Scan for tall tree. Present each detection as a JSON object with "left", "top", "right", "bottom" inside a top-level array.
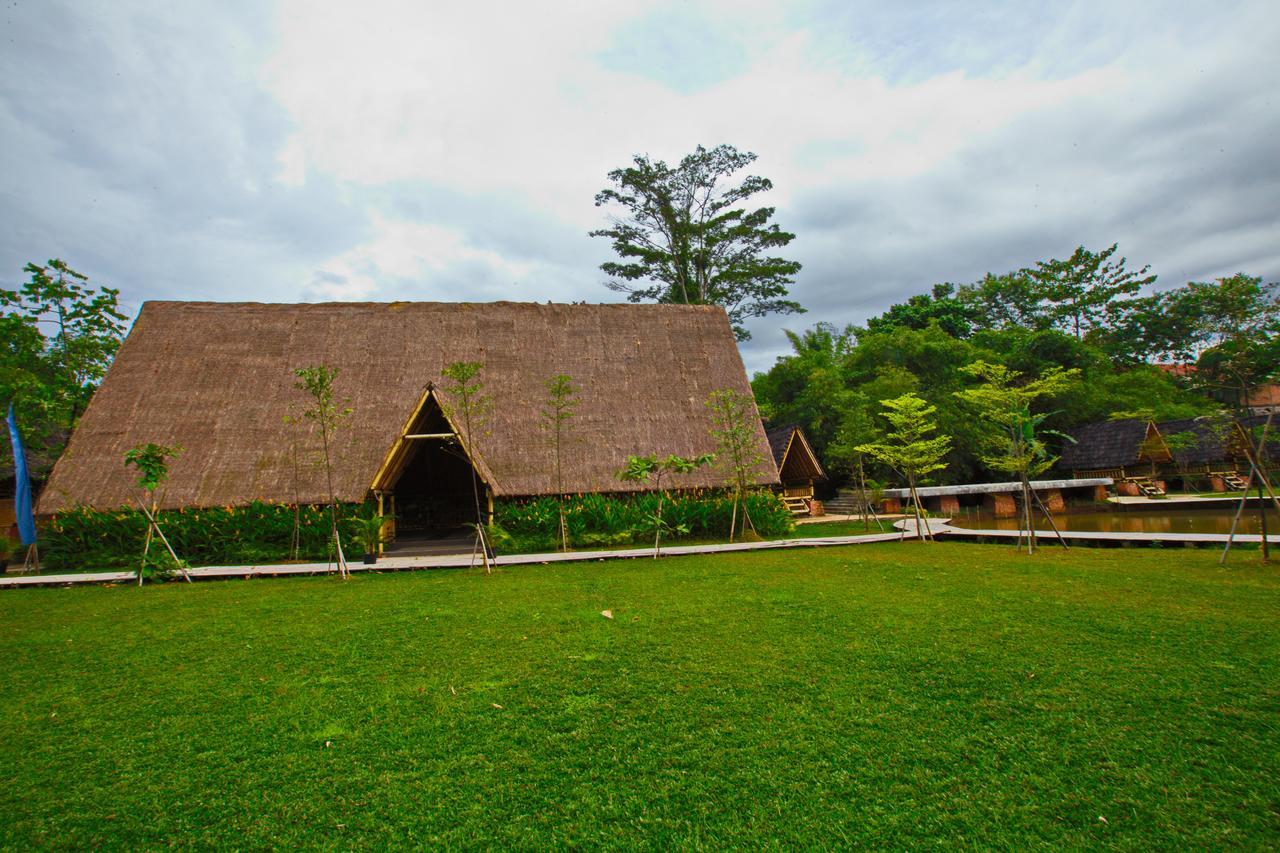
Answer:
[
  {"left": 591, "top": 144, "right": 804, "bottom": 339},
  {"left": 866, "top": 283, "right": 980, "bottom": 338},
  {"left": 1027, "top": 244, "right": 1155, "bottom": 340},
  {"left": 855, "top": 394, "right": 951, "bottom": 541},
  {"left": 955, "top": 272, "right": 1048, "bottom": 332},
  {"left": 0, "top": 260, "right": 128, "bottom": 477},
  {"left": 1185, "top": 274, "right": 1280, "bottom": 411}
]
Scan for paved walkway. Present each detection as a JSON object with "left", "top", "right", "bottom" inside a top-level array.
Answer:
[
  {"left": 895, "top": 517, "right": 1280, "bottom": 545},
  {"left": 1107, "top": 494, "right": 1269, "bottom": 507},
  {"left": 0, "top": 528, "right": 910, "bottom": 588}
]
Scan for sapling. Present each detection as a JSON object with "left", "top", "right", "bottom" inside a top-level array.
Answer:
[
  {"left": 706, "top": 389, "right": 765, "bottom": 541},
  {"left": 123, "top": 442, "right": 189, "bottom": 584},
  {"left": 539, "top": 374, "right": 579, "bottom": 551},
  {"left": 293, "top": 365, "right": 352, "bottom": 578},
  {"left": 855, "top": 394, "right": 951, "bottom": 541},
  {"left": 618, "top": 452, "right": 714, "bottom": 557},
  {"left": 954, "top": 362, "right": 1079, "bottom": 553},
  {"left": 441, "top": 361, "right": 495, "bottom": 572}
]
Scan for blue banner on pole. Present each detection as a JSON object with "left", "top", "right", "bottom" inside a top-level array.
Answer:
[{"left": 6, "top": 404, "right": 37, "bottom": 546}]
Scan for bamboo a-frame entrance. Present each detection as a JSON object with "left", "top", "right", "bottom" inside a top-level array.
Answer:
[{"left": 369, "top": 385, "right": 493, "bottom": 549}]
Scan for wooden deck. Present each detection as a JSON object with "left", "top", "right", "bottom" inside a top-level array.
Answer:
[{"left": 0, "top": 529, "right": 910, "bottom": 589}]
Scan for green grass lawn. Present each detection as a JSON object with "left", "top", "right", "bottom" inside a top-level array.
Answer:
[{"left": 1, "top": 542, "right": 1277, "bottom": 848}]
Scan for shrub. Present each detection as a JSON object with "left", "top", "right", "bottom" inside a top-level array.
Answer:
[
  {"left": 492, "top": 490, "right": 794, "bottom": 554},
  {"left": 40, "top": 501, "right": 360, "bottom": 572}
]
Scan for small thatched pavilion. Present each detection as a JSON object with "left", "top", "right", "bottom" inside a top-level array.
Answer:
[
  {"left": 1058, "top": 418, "right": 1172, "bottom": 493},
  {"left": 37, "top": 301, "right": 779, "bottom": 540},
  {"left": 764, "top": 424, "right": 826, "bottom": 515}
]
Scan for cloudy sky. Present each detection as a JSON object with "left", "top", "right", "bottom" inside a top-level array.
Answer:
[{"left": 2, "top": 0, "right": 1277, "bottom": 373}]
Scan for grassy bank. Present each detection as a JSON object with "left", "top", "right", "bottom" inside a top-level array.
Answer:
[{"left": 1, "top": 542, "right": 1276, "bottom": 847}]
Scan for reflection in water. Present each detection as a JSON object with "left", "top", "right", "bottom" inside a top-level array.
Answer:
[{"left": 948, "top": 505, "right": 1280, "bottom": 536}]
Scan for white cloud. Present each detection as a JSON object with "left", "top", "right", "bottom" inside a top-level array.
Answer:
[{"left": 2, "top": 0, "right": 1276, "bottom": 377}]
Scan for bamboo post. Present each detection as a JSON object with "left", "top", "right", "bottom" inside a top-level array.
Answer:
[
  {"left": 1221, "top": 412, "right": 1273, "bottom": 564},
  {"left": 22, "top": 543, "right": 39, "bottom": 574},
  {"left": 1031, "top": 487, "right": 1069, "bottom": 549},
  {"left": 1258, "top": 476, "right": 1270, "bottom": 562},
  {"left": 140, "top": 505, "right": 191, "bottom": 583},
  {"left": 139, "top": 513, "right": 153, "bottom": 586}
]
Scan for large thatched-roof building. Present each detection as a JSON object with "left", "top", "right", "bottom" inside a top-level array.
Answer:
[{"left": 38, "top": 301, "right": 779, "bottom": 536}]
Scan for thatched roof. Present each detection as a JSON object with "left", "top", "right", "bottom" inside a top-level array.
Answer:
[
  {"left": 38, "top": 301, "right": 779, "bottom": 513},
  {"left": 1157, "top": 416, "right": 1241, "bottom": 466},
  {"left": 765, "top": 424, "right": 826, "bottom": 483},
  {"left": 1058, "top": 419, "right": 1163, "bottom": 471}
]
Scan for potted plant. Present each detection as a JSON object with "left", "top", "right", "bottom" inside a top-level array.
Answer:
[{"left": 353, "top": 514, "right": 388, "bottom": 564}]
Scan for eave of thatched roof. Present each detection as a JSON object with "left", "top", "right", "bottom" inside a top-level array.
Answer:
[{"left": 38, "top": 301, "right": 779, "bottom": 513}]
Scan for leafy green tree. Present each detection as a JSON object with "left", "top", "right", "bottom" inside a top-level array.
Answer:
[
  {"left": 618, "top": 452, "right": 714, "bottom": 557},
  {"left": 539, "top": 373, "right": 579, "bottom": 551},
  {"left": 1185, "top": 274, "right": 1280, "bottom": 410},
  {"left": 591, "top": 144, "right": 803, "bottom": 339},
  {"left": 752, "top": 323, "right": 857, "bottom": 456},
  {"left": 294, "top": 365, "right": 352, "bottom": 578},
  {"left": 0, "top": 260, "right": 128, "bottom": 477},
  {"left": 1027, "top": 243, "right": 1155, "bottom": 340},
  {"left": 441, "top": 361, "right": 495, "bottom": 572},
  {"left": 866, "top": 283, "right": 979, "bottom": 338},
  {"left": 855, "top": 394, "right": 951, "bottom": 540},
  {"left": 824, "top": 390, "right": 884, "bottom": 528},
  {"left": 955, "top": 271, "right": 1049, "bottom": 332},
  {"left": 706, "top": 389, "right": 766, "bottom": 542},
  {"left": 954, "top": 362, "right": 1080, "bottom": 553}
]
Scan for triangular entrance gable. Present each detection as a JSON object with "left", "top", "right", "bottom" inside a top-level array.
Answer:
[
  {"left": 779, "top": 427, "right": 826, "bottom": 482},
  {"left": 370, "top": 387, "right": 492, "bottom": 493}
]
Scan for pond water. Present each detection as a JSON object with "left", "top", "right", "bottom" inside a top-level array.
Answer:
[{"left": 947, "top": 503, "right": 1279, "bottom": 536}]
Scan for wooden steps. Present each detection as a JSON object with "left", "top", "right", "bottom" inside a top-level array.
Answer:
[
  {"left": 1222, "top": 473, "right": 1249, "bottom": 491},
  {"left": 783, "top": 497, "right": 810, "bottom": 516},
  {"left": 1130, "top": 477, "right": 1166, "bottom": 497}
]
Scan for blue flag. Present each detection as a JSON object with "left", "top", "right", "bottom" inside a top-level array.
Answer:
[{"left": 6, "top": 404, "right": 37, "bottom": 546}]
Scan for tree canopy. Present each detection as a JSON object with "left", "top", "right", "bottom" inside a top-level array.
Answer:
[
  {"left": 1, "top": 260, "right": 128, "bottom": 478},
  {"left": 590, "top": 144, "right": 803, "bottom": 340},
  {"left": 753, "top": 244, "right": 1266, "bottom": 490}
]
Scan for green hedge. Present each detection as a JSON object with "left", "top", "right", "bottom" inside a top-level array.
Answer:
[
  {"left": 40, "top": 491, "right": 797, "bottom": 570},
  {"left": 491, "top": 490, "right": 795, "bottom": 554},
  {"left": 40, "top": 502, "right": 358, "bottom": 572}
]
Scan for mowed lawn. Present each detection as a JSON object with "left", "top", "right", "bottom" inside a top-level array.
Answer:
[{"left": 1, "top": 543, "right": 1277, "bottom": 848}]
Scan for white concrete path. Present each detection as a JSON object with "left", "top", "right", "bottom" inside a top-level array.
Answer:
[
  {"left": 0, "top": 528, "right": 910, "bottom": 589},
  {"left": 895, "top": 517, "right": 1280, "bottom": 545}
]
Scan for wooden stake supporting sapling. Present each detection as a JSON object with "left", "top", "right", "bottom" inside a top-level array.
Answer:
[
  {"left": 1220, "top": 412, "right": 1280, "bottom": 564},
  {"left": 123, "top": 442, "right": 189, "bottom": 584}
]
